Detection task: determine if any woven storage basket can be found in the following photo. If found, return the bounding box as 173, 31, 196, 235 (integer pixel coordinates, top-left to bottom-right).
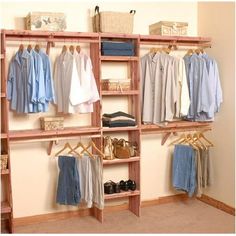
149, 21, 188, 36
102, 79, 131, 91
93, 6, 135, 34
1, 154, 8, 170
40, 117, 64, 131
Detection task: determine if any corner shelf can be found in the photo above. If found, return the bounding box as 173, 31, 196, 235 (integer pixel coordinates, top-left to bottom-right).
104, 190, 140, 200
103, 156, 140, 165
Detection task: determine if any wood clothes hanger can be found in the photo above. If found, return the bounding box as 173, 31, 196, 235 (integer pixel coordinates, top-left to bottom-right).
69, 141, 94, 159
62, 45, 67, 53
18, 44, 24, 52
76, 45, 81, 53
197, 132, 214, 147
150, 47, 162, 54
168, 133, 186, 146
69, 45, 74, 54
54, 142, 81, 157
195, 48, 201, 55
34, 43, 41, 53
27, 43, 32, 52
186, 49, 194, 56
81, 140, 105, 159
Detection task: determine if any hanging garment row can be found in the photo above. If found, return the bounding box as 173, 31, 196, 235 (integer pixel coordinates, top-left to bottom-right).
140, 49, 223, 124
7, 44, 55, 113
7, 44, 100, 114
55, 142, 104, 209
54, 46, 100, 114
170, 132, 214, 197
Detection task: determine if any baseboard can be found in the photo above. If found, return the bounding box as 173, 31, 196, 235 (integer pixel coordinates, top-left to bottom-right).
197, 194, 235, 216
141, 193, 188, 208
13, 208, 93, 227
13, 193, 235, 227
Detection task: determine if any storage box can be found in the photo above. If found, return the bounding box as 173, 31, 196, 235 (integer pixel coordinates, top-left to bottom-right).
26, 12, 66, 31
40, 117, 64, 131
102, 79, 131, 91
149, 21, 188, 36
93, 6, 135, 34
0, 154, 8, 170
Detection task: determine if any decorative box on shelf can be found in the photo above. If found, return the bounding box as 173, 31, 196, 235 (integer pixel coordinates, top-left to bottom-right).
0, 154, 8, 170
149, 21, 188, 36
26, 12, 66, 31
40, 116, 64, 131
102, 79, 131, 91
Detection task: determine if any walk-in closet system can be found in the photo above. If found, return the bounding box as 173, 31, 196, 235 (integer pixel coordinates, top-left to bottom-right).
1, 29, 212, 233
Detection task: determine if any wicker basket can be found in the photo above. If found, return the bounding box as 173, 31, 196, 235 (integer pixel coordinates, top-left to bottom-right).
102, 79, 131, 91
93, 6, 135, 34
40, 117, 64, 131
1, 155, 8, 170
149, 21, 188, 36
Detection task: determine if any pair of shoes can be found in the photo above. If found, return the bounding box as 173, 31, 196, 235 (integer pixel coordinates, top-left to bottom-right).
104, 181, 120, 194
119, 179, 136, 191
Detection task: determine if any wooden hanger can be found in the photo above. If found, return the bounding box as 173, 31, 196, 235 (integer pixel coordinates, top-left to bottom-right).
69, 45, 74, 54
34, 43, 41, 53
168, 133, 186, 146
69, 141, 94, 158
54, 142, 81, 157
18, 44, 24, 52
61, 45, 67, 53
76, 45, 81, 53
81, 140, 105, 159
197, 132, 214, 147
193, 133, 207, 150
195, 48, 201, 55
150, 47, 162, 54
27, 44, 32, 52
186, 49, 193, 56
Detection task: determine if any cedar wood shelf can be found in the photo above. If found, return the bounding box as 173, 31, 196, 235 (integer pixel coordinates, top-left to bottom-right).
104, 190, 140, 200
103, 156, 140, 165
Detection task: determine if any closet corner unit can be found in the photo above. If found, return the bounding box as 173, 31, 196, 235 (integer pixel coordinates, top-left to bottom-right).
1, 30, 14, 233
100, 33, 141, 218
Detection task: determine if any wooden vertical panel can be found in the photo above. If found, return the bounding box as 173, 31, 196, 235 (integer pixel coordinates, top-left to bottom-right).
93, 206, 103, 223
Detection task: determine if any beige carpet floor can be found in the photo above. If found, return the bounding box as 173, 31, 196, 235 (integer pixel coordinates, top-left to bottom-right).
13, 199, 235, 233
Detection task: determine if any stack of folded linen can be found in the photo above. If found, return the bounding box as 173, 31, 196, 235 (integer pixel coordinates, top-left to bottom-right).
102, 111, 136, 127
101, 41, 135, 56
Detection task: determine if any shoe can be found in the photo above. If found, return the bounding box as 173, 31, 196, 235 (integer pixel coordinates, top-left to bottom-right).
127, 179, 136, 191
104, 181, 114, 194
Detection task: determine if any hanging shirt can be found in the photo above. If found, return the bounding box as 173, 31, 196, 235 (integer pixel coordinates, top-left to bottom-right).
171, 56, 190, 118
7, 49, 36, 113
38, 49, 55, 112
29, 49, 46, 113
140, 52, 176, 124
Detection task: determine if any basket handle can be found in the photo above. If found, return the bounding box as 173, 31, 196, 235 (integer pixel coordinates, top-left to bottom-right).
130, 10, 136, 15
95, 5, 100, 14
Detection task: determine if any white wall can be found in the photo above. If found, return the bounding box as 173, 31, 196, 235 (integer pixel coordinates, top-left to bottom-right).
198, 2, 235, 208
5, 1, 233, 219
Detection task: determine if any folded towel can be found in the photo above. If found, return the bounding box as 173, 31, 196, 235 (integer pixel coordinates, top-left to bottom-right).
101, 41, 134, 50
101, 49, 134, 56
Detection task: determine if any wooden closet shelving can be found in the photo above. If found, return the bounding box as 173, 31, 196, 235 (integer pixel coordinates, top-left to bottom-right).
1, 29, 212, 232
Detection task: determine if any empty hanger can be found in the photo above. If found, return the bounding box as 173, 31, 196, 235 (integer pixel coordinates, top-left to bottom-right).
54, 142, 81, 157
81, 140, 105, 159
69, 141, 94, 159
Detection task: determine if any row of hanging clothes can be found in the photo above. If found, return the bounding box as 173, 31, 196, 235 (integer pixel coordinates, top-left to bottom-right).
169, 131, 214, 197
140, 46, 223, 124
7, 43, 100, 114
55, 141, 104, 209
7, 44, 55, 113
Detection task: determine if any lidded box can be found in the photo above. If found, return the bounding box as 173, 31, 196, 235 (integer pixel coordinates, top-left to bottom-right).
26, 12, 66, 31
40, 116, 64, 131
149, 21, 188, 36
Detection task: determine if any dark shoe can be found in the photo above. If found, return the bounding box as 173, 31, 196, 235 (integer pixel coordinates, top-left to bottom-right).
127, 179, 136, 191
104, 181, 114, 194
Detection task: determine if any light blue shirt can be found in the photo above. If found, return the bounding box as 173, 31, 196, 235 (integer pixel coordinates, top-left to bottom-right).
38, 49, 55, 112
7, 49, 36, 113
184, 53, 215, 121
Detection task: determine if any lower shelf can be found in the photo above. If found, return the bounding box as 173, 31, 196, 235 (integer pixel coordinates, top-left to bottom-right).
1, 201, 11, 214
103, 156, 140, 165
104, 190, 140, 200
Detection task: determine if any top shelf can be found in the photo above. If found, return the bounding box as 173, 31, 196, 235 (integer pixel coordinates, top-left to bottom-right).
2, 29, 211, 46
